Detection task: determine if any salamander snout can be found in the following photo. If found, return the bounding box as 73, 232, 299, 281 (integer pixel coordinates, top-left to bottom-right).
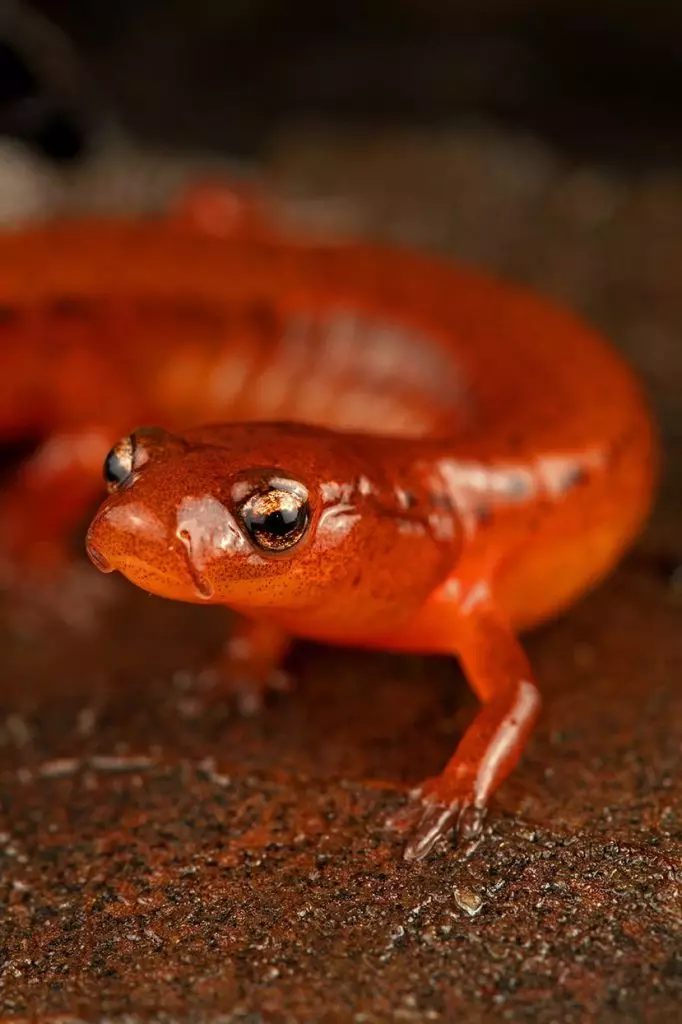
87, 426, 208, 600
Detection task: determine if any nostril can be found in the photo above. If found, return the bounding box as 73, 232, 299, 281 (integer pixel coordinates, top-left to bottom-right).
85, 519, 114, 573
90, 548, 113, 573
86, 539, 113, 573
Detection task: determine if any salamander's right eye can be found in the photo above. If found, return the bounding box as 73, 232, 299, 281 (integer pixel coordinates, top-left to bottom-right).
103, 436, 134, 492
237, 479, 310, 554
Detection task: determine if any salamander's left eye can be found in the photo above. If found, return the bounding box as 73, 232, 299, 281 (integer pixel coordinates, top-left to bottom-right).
103, 436, 134, 492
239, 484, 310, 553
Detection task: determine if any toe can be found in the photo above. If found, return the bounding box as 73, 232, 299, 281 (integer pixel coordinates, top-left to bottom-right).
387, 776, 488, 861
403, 801, 462, 861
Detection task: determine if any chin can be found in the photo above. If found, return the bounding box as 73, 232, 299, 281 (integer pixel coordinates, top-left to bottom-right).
116, 563, 204, 605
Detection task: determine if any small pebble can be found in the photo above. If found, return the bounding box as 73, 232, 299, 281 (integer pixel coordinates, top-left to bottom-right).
453, 886, 484, 917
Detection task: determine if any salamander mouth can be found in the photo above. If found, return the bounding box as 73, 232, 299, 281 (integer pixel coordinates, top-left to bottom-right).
112, 558, 208, 603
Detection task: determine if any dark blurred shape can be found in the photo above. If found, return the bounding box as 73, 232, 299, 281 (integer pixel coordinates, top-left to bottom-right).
0, 1, 91, 161
0, 39, 85, 158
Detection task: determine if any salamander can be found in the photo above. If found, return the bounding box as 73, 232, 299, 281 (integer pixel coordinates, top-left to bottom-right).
0, 183, 657, 858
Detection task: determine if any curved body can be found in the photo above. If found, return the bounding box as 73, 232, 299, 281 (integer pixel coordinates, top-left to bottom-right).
0, 191, 657, 859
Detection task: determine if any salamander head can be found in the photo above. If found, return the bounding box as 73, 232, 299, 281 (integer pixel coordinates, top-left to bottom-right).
86, 423, 457, 630
86, 423, 384, 615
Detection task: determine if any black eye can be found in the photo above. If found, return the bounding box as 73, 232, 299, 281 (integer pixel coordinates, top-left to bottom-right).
240, 485, 310, 553
103, 436, 134, 492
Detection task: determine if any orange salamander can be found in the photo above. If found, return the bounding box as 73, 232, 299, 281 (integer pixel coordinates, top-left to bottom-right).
0, 183, 657, 859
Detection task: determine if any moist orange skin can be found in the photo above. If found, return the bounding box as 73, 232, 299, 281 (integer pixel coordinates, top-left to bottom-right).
0, 186, 657, 859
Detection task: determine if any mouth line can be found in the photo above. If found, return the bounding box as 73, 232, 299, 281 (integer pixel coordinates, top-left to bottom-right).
113, 557, 206, 600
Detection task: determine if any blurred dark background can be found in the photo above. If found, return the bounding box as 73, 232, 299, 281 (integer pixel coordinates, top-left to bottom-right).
6, 0, 682, 167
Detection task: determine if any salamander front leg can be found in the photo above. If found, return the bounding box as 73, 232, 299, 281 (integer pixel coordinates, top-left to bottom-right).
170, 179, 284, 242
170, 178, 338, 244
0, 427, 117, 630
203, 615, 293, 715
390, 584, 541, 861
